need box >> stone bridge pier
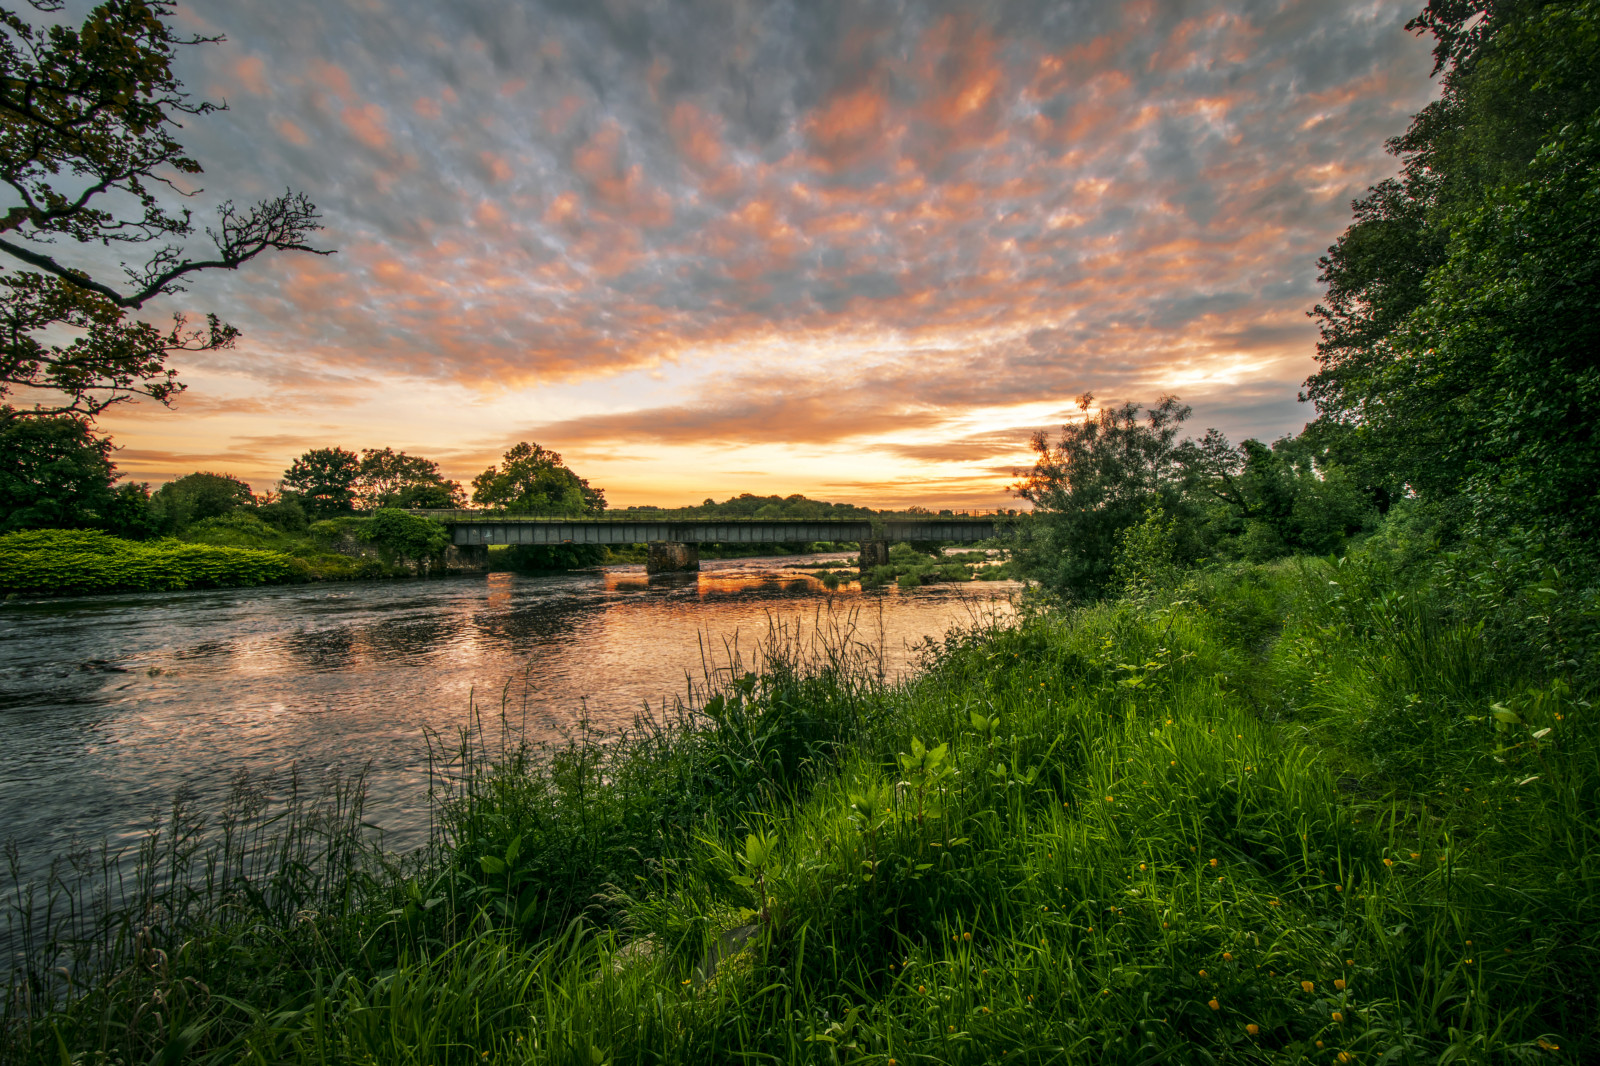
[646,541,700,573]
[857,540,890,573]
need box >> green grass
[5,531,1597,1063]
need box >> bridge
[411,510,1017,573]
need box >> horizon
[77,0,1438,508]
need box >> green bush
[0,529,296,594]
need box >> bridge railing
[408,509,1027,522]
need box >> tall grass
[4,538,1597,1063]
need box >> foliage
[856,543,1004,588]
[498,542,606,571]
[1377,114,1600,547]
[1013,393,1193,600]
[356,447,463,509]
[1109,506,1181,596]
[149,470,255,531]
[471,441,605,515]
[0,0,329,418]
[360,507,449,574]
[101,478,157,538]
[281,446,361,517]
[0,527,294,593]
[1304,0,1600,546]
[617,492,878,520]
[1181,431,1377,561]
[253,494,308,533]
[0,407,116,530]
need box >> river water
[1,554,1017,883]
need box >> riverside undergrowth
[4,532,1597,1064]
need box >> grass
[4,523,1598,1063]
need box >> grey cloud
[22,0,1435,454]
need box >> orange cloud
[233,54,269,95]
[274,118,309,146]
[342,103,390,151]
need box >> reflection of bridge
[413,511,1017,573]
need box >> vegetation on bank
[814,543,1018,590]
[0,509,455,595]
[5,508,1597,1064]
[0,528,297,595]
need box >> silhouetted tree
[1013,394,1193,600]
[356,447,463,509]
[0,406,114,529]
[150,470,255,531]
[0,0,330,418]
[471,442,604,515]
[282,447,360,517]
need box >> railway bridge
[411,511,1016,573]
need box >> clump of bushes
[0,529,295,594]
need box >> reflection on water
[0,554,1017,882]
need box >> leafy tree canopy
[0,0,329,418]
[470,442,604,515]
[0,405,114,530]
[356,447,463,509]
[360,507,448,574]
[150,470,254,530]
[1012,394,1193,601]
[281,447,360,518]
[1305,0,1600,549]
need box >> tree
[0,0,329,418]
[1012,394,1193,600]
[1179,431,1374,560]
[355,447,463,509]
[1378,114,1600,545]
[150,470,255,531]
[471,442,605,515]
[282,447,360,517]
[360,507,448,575]
[0,405,114,529]
[1304,0,1600,539]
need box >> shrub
[0,529,295,594]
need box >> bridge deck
[417,513,1010,548]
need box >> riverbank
[4,527,1596,1063]
[0,521,888,596]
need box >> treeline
[0,424,605,538]
[1017,0,1600,603]
[616,493,876,520]
[0,430,615,590]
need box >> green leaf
[479,855,507,876]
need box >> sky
[74,0,1439,508]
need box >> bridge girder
[444,518,1003,547]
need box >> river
[1,554,1017,885]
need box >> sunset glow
[95,0,1439,507]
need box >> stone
[858,539,890,572]
[646,541,699,573]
